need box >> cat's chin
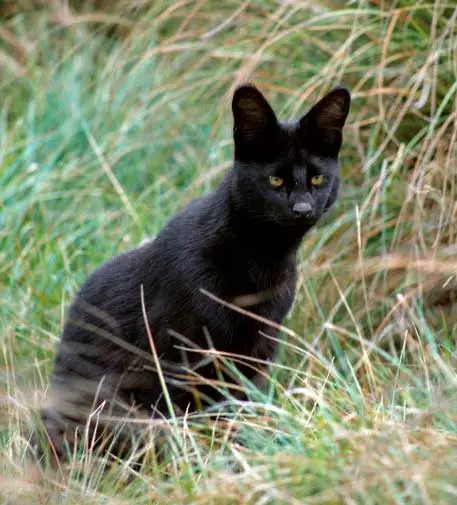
[300,217,320,227]
[282,214,320,229]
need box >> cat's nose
[293,202,313,217]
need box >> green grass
[1,0,457,503]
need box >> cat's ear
[232,84,279,160]
[299,87,351,154]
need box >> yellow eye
[311,174,326,186]
[269,176,284,187]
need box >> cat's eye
[269,176,284,187]
[311,174,326,186]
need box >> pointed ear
[232,84,279,161]
[300,87,351,154]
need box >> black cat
[34,83,350,464]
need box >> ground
[1,1,457,503]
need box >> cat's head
[231,83,350,228]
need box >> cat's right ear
[232,84,279,161]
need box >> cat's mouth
[288,211,320,226]
[294,212,318,222]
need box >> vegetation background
[1,0,457,503]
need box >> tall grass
[1,0,457,503]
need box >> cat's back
[65,191,217,317]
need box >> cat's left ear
[299,87,351,154]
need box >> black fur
[33,84,350,464]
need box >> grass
[1,0,457,503]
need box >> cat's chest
[204,253,297,329]
[223,259,295,303]
[205,274,295,356]
[205,243,296,296]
